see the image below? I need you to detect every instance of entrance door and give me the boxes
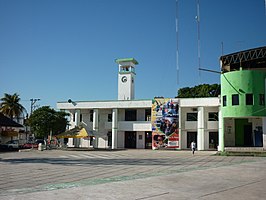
[145,132,152,149]
[125,131,136,148]
[187,132,197,148]
[209,132,218,149]
[244,124,253,146]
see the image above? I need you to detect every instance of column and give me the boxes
[197,107,204,150]
[93,109,99,131]
[178,106,182,149]
[93,109,99,148]
[218,106,224,151]
[262,117,266,150]
[74,110,80,127]
[112,108,118,149]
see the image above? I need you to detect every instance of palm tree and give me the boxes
[0,93,26,120]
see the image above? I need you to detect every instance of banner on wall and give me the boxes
[151,98,179,149]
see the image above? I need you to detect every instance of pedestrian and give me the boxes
[191,141,196,155]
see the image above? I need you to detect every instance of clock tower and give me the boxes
[116,58,138,100]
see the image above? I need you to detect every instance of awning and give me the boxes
[56,127,89,138]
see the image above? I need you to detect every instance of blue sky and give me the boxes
[1,0,266,114]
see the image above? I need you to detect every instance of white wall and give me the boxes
[181,131,187,149]
[179,97,220,107]
[117,131,124,148]
[80,138,91,148]
[57,100,152,110]
[180,102,219,150]
[137,109,145,121]
[137,131,145,149]
[118,122,151,131]
[224,118,235,146]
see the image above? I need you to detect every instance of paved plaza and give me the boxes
[0,149,266,200]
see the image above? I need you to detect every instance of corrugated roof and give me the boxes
[0,113,24,127]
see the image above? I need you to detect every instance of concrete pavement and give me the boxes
[0,149,265,200]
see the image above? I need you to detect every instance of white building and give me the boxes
[57,58,220,150]
[178,98,220,150]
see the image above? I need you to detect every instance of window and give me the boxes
[89,110,93,122]
[108,114,112,122]
[232,94,239,106]
[125,109,137,121]
[80,114,82,122]
[246,93,253,105]
[208,112,218,121]
[187,113,197,121]
[259,94,265,106]
[223,95,227,107]
[145,109,151,121]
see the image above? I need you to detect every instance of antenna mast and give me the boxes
[175,0,179,85]
[196,0,201,81]
[265,0,266,15]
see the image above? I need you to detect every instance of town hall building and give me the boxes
[57,58,220,150]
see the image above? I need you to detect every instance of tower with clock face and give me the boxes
[115,58,138,100]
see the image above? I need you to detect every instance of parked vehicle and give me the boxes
[0,140,20,150]
[21,142,38,149]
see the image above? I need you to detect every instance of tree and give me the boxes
[176,84,220,98]
[28,106,69,138]
[0,93,26,120]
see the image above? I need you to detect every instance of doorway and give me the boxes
[244,124,253,146]
[145,132,152,149]
[125,131,136,148]
[187,132,197,148]
[209,132,218,149]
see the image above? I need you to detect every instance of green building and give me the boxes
[219,46,266,150]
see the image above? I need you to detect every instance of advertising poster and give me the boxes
[151,98,179,149]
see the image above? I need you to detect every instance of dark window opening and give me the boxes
[89,110,93,122]
[108,114,112,122]
[125,109,137,121]
[246,93,253,105]
[187,113,197,121]
[208,112,218,121]
[145,109,151,121]
[232,94,239,106]
[259,94,265,106]
[80,114,82,122]
[73,113,75,122]
[107,132,112,147]
[223,95,227,107]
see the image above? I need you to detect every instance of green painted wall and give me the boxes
[221,70,266,118]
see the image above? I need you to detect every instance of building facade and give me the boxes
[57,58,220,150]
[179,98,220,150]
[57,99,153,149]
[220,46,266,150]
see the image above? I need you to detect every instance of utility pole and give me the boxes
[30,98,40,115]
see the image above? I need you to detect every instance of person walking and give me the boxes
[191,141,196,155]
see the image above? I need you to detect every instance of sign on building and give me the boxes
[151,98,179,149]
